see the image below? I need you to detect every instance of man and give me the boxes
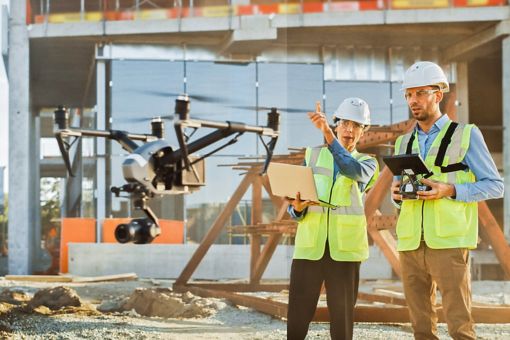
[287,98,379,340]
[391,61,504,340]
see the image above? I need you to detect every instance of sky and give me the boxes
[0,0,8,194]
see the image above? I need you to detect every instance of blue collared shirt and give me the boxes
[288,140,378,219]
[413,114,503,202]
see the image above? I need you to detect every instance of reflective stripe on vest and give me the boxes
[293,146,377,261]
[394,122,478,251]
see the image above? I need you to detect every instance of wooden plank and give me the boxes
[71,273,137,283]
[368,226,401,278]
[174,285,288,319]
[177,284,510,324]
[357,291,407,306]
[181,282,289,292]
[5,275,73,283]
[250,175,262,283]
[175,172,256,285]
[314,305,510,323]
[364,167,393,218]
[478,201,510,279]
[252,234,283,282]
[367,215,398,230]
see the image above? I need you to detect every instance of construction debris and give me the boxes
[117,288,218,318]
[28,286,81,310]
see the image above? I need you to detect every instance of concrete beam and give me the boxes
[456,62,469,124]
[444,20,510,62]
[28,7,510,39]
[95,55,106,242]
[219,16,276,55]
[503,36,510,242]
[8,0,34,274]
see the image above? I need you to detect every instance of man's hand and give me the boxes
[391,180,402,201]
[307,101,335,144]
[286,192,317,212]
[416,178,456,200]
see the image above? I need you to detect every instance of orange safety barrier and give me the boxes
[59,218,96,273]
[302,3,324,13]
[238,5,256,15]
[360,0,384,10]
[102,218,184,244]
[257,4,279,14]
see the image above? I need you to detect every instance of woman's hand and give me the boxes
[286,192,316,212]
[307,101,335,144]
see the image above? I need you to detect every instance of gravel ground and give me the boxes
[0,278,508,340]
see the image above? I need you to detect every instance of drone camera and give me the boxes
[114,217,161,244]
[268,108,280,132]
[54,105,69,130]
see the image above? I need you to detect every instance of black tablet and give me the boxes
[382,154,430,176]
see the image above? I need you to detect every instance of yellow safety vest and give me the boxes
[394,121,477,251]
[293,146,379,262]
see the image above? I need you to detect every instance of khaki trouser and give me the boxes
[399,241,475,340]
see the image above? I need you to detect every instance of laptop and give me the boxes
[267,162,337,209]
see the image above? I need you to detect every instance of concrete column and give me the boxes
[503,36,510,242]
[456,62,469,124]
[96,57,106,242]
[8,0,33,274]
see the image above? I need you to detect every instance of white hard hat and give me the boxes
[333,97,371,126]
[402,61,449,93]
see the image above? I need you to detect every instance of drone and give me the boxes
[54,95,280,244]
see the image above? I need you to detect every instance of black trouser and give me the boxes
[287,243,360,340]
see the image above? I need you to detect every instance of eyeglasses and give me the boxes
[404,89,439,100]
[334,119,365,130]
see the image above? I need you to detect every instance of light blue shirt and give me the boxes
[414,114,503,202]
[288,140,378,219]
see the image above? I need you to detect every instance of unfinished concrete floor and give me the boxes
[0,278,508,339]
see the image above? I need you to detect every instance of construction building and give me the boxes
[3,0,509,279]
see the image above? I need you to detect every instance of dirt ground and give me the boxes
[0,277,508,339]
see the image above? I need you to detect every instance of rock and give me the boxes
[0,288,31,305]
[28,286,81,310]
[123,288,186,318]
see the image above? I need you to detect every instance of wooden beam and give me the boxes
[250,175,263,283]
[444,20,510,61]
[478,201,510,279]
[252,234,283,282]
[176,284,510,324]
[367,210,401,278]
[175,172,257,285]
[173,285,288,319]
[179,282,289,292]
[367,215,398,230]
[5,275,73,283]
[314,305,510,324]
[357,292,407,306]
[364,167,393,218]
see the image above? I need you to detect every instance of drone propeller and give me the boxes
[133,89,226,104]
[228,104,308,114]
[112,114,175,124]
